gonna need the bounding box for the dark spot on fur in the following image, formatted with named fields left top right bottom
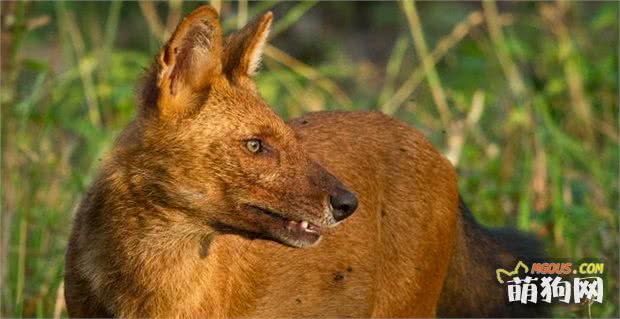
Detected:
left=399, top=147, right=406, bottom=152
left=295, top=298, right=302, bottom=304
left=381, top=209, right=387, bottom=217
left=346, top=266, right=353, bottom=272
left=300, top=119, right=308, bottom=125
left=199, top=234, right=215, bottom=258
left=333, top=272, right=344, bottom=281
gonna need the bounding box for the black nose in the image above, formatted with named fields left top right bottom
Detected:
left=329, top=188, right=358, bottom=222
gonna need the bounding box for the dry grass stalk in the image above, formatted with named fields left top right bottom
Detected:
left=401, top=0, right=451, bottom=129
left=138, top=1, right=165, bottom=40
left=482, top=0, right=527, bottom=99
left=58, top=7, right=101, bottom=128
left=540, top=1, right=594, bottom=140
left=381, top=10, right=493, bottom=115
left=264, top=44, right=352, bottom=109
left=237, top=0, right=248, bottom=29
left=53, top=281, right=65, bottom=319
left=446, top=90, right=485, bottom=165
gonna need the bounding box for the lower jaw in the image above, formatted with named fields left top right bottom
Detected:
left=278, top=232, right=322, bottom=248
left=271, top=222, right=322, bottom=248
left=249, top=206, right=323, bottom=248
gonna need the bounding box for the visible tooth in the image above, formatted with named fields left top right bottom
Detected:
left=300, top=221, right=309, bottom=229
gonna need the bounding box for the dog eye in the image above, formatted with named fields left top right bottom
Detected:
left=245, top=139, right=262, bottom=154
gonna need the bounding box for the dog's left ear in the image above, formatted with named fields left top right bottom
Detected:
left=223, top=11, right=273, bottom=80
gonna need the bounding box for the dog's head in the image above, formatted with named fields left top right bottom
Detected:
left=127, top=6, right=357, bottom=248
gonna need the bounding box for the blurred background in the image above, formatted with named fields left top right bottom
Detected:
left=0, top=1, right=618, bottom=317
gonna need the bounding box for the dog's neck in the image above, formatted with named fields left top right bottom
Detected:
left=78, top=166, right=260, bottom=317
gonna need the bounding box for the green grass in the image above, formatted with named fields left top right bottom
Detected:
left=1, top=1, right=618, bottom=317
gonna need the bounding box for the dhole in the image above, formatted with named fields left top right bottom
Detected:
left=65, top=5, right=547, bottom=318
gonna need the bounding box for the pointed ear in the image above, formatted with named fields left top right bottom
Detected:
left=223, top=11, right=273, bottom=79
left=155, top=5, right=222, bottom=117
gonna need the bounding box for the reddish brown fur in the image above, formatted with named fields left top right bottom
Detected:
left=65, top=5, right=544, bottom=318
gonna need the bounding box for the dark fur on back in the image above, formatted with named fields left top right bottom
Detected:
left=437, top=197, right=550, bottom=317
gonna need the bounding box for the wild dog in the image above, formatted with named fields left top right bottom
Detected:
left=64, top=5, right=547, bottom=318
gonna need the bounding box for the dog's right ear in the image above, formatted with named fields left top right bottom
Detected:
left=149, top=5, right=223, bottom=119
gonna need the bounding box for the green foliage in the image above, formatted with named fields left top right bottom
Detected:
left=1, top=1, right=618, bottom=317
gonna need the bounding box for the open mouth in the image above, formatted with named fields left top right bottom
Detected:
left=246, top=205, right=323, bottom=247
left=286, top=219, right=321, bottom=234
